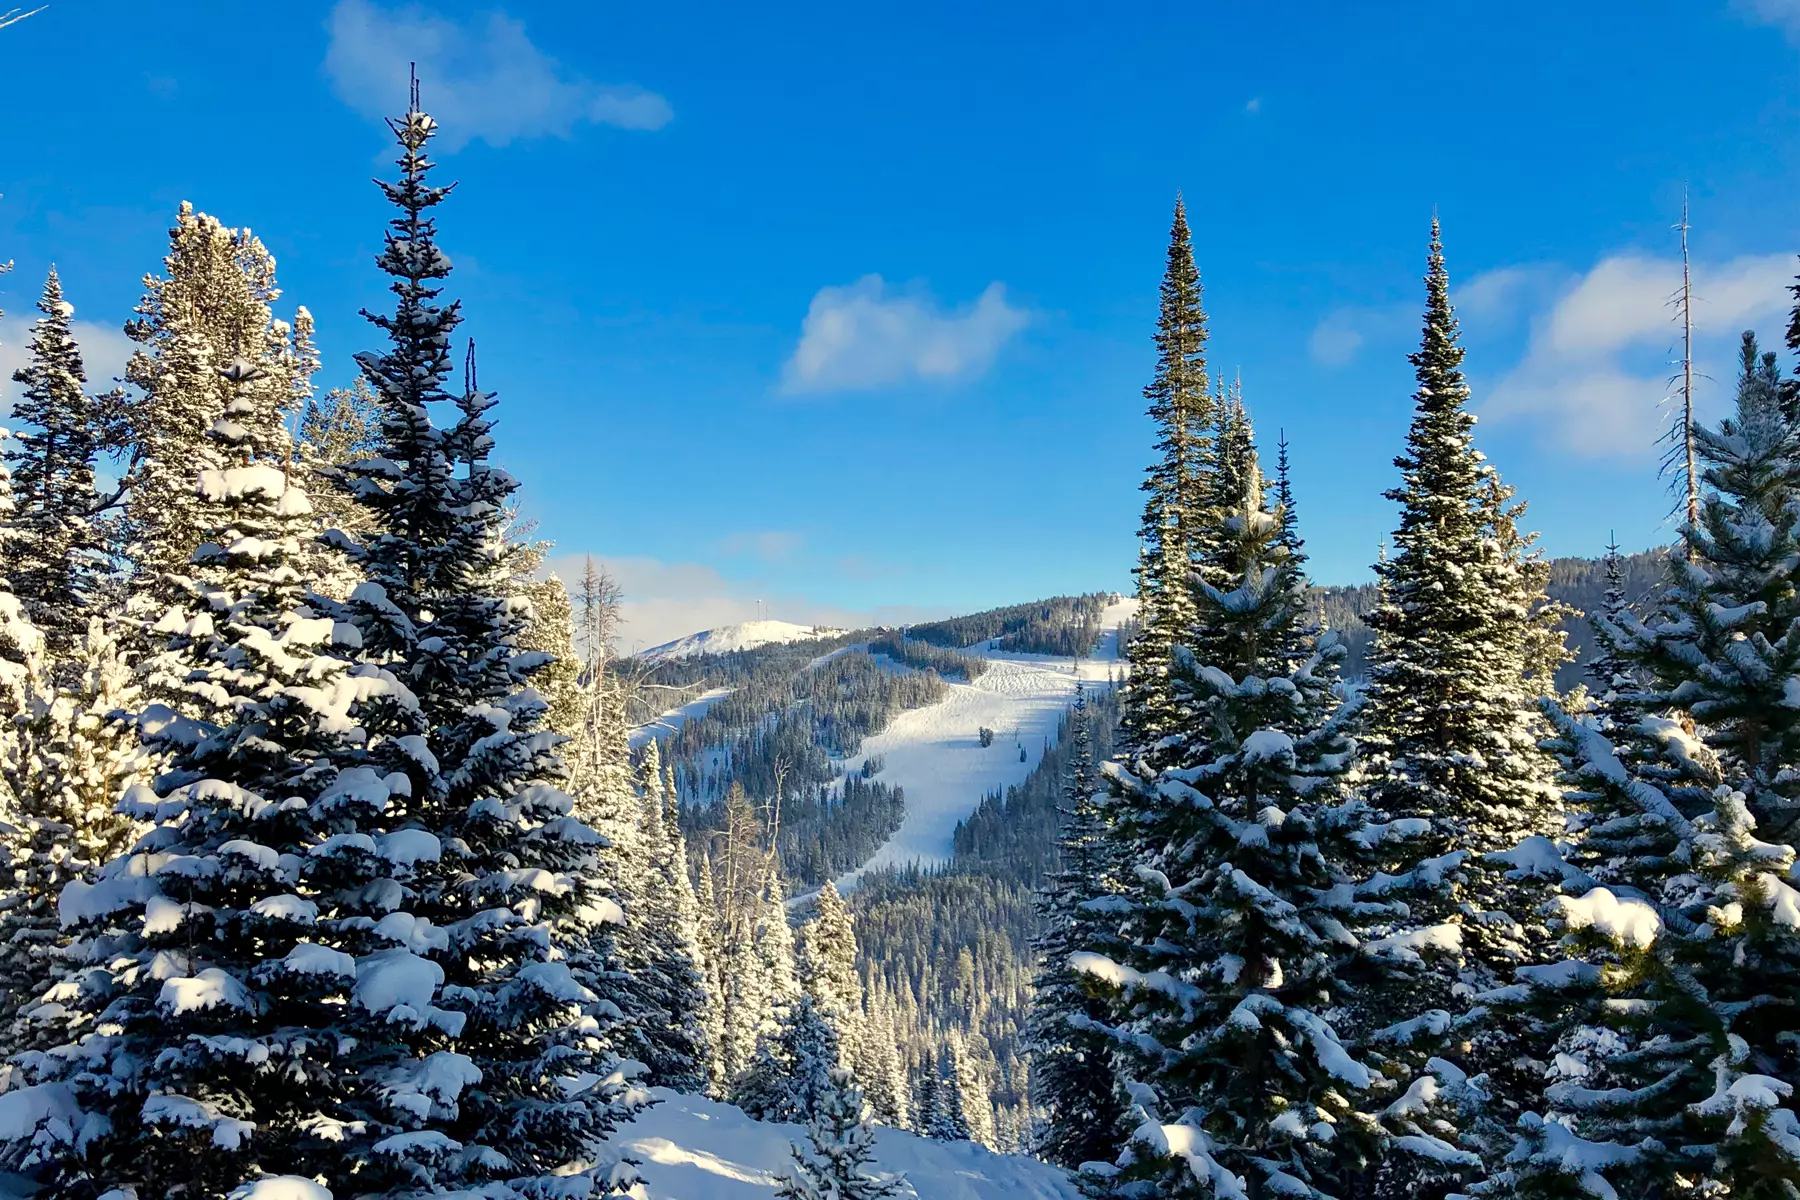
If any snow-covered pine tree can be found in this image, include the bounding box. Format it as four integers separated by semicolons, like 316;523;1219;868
1349;222;1566;1194
736;992;840;1124
1024;686;1129;1171
1619;330;1800;846
798;880;863;1076
328;92;644;1192
634;738;715;1092
774;1068;908;1200
856;981;911;1129
695;845;731;1095
1272;429;1305;574
1519;333;1800;1198
1086;451;1395;1198
0;431;41;710
121;204;313;585
1124;197;1214;754
923;1044;969;1141
5;269;112;658
1199;383;1255;588
0;357;450;1198
948;1032;995;1149
0;617;149;1067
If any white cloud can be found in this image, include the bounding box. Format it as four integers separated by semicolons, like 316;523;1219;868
542;551;943;654
323;0;671;151
1309;262;1561;368
781;276;1030;394
1308;301;1412;367
717;530;803;563
0;305;136;414
1483;251;1795;458
1740;0;1800;39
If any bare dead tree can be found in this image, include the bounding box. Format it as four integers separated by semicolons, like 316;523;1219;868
1660;189;1700;543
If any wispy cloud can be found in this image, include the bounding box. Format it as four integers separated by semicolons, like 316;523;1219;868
1308;262;1560;368
1307;300;1414;367
781;275;1030;394
717;530;803;563
1739;0;1800;40
0;303;135;413
323;0;671;151
1483;251;1795;458
542;551;943;653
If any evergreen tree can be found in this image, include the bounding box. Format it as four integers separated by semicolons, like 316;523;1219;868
121;204;312;585
775;1068;908;1200
1618;330;1800;846
1089;456;1393;1198
635;738;715;1091
327;93;643;1192
799;880;864;1076
0;617;145;1068
1513;331;1800;1198
0;358;445;1197
1350;222;1566;1194
1125;197;1214;753
1024;687;1128;1171
5;269;112;657
737;992;840;1124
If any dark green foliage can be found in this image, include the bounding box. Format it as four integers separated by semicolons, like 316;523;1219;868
904;593;1113;657
953;691;1121;886
771;775;907;888
869;634;987;680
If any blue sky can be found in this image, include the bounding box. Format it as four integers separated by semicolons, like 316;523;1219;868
3;1;1800;647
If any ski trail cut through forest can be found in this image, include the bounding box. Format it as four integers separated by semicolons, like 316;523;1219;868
835;598;1134;891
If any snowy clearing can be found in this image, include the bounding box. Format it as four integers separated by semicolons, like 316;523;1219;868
625;1088;1081;1200
835;599;1133;888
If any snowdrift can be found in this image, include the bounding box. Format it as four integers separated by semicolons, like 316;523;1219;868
623;1088;1081;1200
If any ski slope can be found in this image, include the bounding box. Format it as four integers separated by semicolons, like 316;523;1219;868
836;598;1133;888
625;1088;1080;1200
629;686;734;749
639;620;845;662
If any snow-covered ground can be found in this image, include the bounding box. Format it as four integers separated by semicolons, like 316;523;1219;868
835;598;1134;889
624;1088;1080;1200
638;620;846;662
628;686;735;749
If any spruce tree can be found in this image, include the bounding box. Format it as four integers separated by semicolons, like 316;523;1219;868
121;204;313;585
798;880;863;1077
775;1068;908;1200
0;359;445;1198
635;739;715;1092
5;269;111;657
328;92;643;1191
1619;330;1800;845
1090;456;1393;1199
0;617;149;1066
1024;687;1129;1171
1350;222;1566;1195
1522;332;1800;1198
1125;198;1214;753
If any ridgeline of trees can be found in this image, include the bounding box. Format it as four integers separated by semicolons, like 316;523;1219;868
904;593;1113;657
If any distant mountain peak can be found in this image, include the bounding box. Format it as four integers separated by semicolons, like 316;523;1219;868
636;619;847;661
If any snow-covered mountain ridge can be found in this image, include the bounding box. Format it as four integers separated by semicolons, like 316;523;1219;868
638;620;847;662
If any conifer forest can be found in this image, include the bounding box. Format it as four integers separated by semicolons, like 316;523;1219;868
1;32;1799;1200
